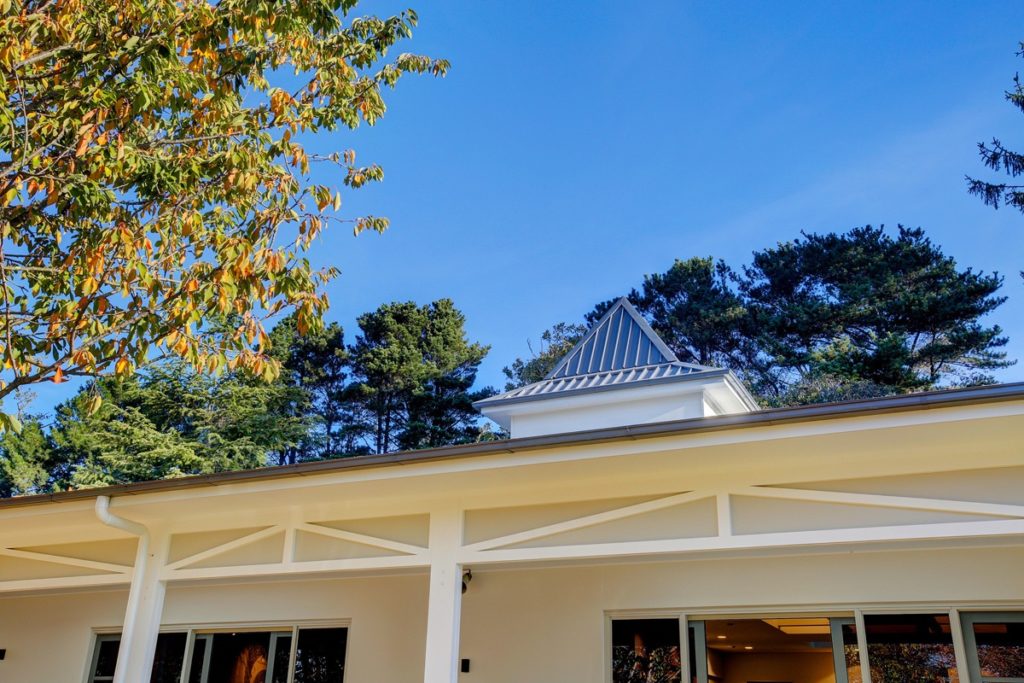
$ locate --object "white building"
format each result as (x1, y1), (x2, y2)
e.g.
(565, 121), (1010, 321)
(0, 298), (1022, 683)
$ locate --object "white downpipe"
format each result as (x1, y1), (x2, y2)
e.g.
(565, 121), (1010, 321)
(95, 495), (163, 683)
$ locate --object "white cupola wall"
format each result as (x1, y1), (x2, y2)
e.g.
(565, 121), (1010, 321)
(476, 298), (759, 438)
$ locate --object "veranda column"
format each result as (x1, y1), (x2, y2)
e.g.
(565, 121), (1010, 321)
(423, 507), (464, 683)
(114, 528), (170, 683)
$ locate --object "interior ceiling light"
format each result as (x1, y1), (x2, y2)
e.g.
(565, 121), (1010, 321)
(744, 646), (754, 650)
(763, 618), (832, 636)
(716, 635), (727, 640)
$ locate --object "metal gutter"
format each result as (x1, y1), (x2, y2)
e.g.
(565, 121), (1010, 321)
(2, 382), (1023, 511)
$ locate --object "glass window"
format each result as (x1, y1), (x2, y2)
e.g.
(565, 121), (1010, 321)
(294, 627), (348, 683)
(89, 625), (346, 683)
(963, 613), (1024, 682)
(611, 618), (681, 683)
(864, 614), (957, 683)
(87, 633), (187, 683)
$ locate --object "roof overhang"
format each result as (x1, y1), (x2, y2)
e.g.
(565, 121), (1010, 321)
(1, 382), (1022, 514)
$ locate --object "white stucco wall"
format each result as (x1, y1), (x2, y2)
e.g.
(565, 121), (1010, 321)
(0, 574), (428, 683)
(1, 544), (1020, 683)
(457, 545), (1024, 683)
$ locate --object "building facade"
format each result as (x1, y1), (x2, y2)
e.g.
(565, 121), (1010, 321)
(0, 299), (1022, 683)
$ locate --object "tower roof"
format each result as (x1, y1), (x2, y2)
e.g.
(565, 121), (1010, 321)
(477, 297), (715, 408)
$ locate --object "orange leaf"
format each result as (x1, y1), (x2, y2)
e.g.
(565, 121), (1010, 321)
(53, 366), (65, 383)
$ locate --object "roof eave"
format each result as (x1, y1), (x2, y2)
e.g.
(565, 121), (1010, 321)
(2, 382), (1023, 511)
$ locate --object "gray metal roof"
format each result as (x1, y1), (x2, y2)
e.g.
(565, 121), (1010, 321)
(546, 297), (685, 378)
(477, 297), (717, 408)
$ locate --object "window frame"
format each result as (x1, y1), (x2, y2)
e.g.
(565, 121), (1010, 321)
(84, 620), (351, 683)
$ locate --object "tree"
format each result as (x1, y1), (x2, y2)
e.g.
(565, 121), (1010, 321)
(0, 416), (54, 496)
(52, 359), (311, 487)
(587, 257), (753, 369)
(502, 322), (587, 389)
(967, 42), (1024, 214)
(517, 226), (1012, 406)
(349, 299), (489, 453)
(0, 0), (448, 424)
(742, 226), (1011, 398)
(269, 314), (351, 462)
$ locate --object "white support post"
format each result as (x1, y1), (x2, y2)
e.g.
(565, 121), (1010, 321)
(115, 529), (170, 683)
(423, 508), (464, 683)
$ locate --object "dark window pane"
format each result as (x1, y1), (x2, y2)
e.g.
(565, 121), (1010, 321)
(612, 619), (681, 683)
(973, 621), (1024, 678)
(294, 628), (348, 683)
(865, 614), (957, 683)
(271, 635), (293, 683)
(207, 632), (272, 683)
(93, 639), (120, 678)
(187, 637), (208, 683)
(151, 633), (187, 683)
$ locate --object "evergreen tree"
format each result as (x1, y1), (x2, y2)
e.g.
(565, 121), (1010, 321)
(587, 257), (753, 369)
(52, 361), (311, 487)
(742, 226), (1011, 398)
(349, 299), (490, 453)
(269, 316), (351, 462)
(967, 41), (1024, 215)
(502, 323), (587, 390)
(0, 418), (56, 496)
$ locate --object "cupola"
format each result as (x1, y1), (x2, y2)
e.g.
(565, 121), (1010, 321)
(476, 298), (758, 438)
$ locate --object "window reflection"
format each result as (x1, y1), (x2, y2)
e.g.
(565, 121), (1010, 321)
(611, 619), (681, 683)
(864, 614), (957, 683)
(972, 620), (1024, 679)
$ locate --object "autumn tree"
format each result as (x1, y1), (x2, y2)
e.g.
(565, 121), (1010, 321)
(0, 0), (448, 428)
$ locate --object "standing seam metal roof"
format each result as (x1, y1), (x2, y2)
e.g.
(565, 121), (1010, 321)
(478, 298), (717, 407)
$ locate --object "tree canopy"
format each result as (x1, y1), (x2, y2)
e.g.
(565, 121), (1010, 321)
(0, 298), (492, 494)
(517, 226), (1011, 405)
(0, 0), (448, 428)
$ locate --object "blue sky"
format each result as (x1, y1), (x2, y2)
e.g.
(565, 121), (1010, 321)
(25, 1), (1024, 411)
(323, 1), (1024, 392)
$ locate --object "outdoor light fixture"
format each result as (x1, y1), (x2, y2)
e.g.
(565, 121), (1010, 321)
(462, 569), (473, 594)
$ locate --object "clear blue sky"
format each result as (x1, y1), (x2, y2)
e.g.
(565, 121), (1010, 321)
(26, 1), (1024, 411)
(324, 0), (1024, 392)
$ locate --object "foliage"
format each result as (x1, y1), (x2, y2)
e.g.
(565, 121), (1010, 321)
(967, 42), (1024, 214)
(514, 226), (1012, 405)
(51, 358), (311, 487)
(348, 299), (489, 453)
(586, 257), (753, 370)
(502, 322), (586, 390)
(742, 226), (1010, 398)
(269, 314), (350, 463)
(0, 298), (493, 492)
(0, 0), (448, 419)
(0, 415), (52, 495)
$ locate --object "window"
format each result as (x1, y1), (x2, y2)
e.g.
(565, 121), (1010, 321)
(87, 633), (188, 683)
(611, 619), (682, 683)
(88, 626), (348, 683)
(962, 612), (1024, 682)
(863, 614), (957, 683)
